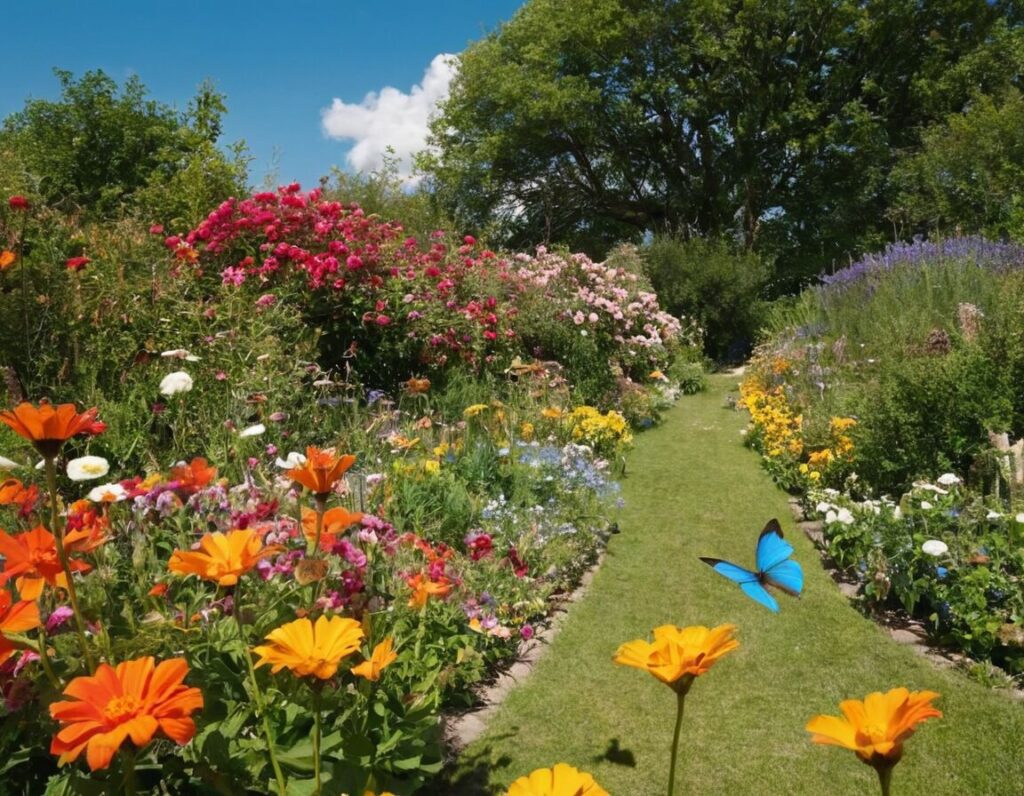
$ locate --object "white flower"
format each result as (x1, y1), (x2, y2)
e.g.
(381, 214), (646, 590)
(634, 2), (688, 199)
(920, 500), (933, 510)
(238, 423), (265, 438)
(825, 509), (838, 524)
(836, 507), (855, 525)
(987, 510), (1002, 520)
(161, 348), (200, 362)
(275, 451), (307, 469)
(0, 456), (20, 470)
(365, 473), (385, 487)
(922, 539), (948, 557)
(159, 371), (194, 396)
(893, 506), (903, 520)
(1016, 513), (1024, 524)
(815, 501), (833, 514)
(913, 481), (948, 495)
(936, 473), (961, 487)
(87, 482), (128, 502)
(66, 456), (110, 482)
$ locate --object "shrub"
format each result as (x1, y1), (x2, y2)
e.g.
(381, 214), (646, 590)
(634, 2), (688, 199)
(641, 236), (770, 361)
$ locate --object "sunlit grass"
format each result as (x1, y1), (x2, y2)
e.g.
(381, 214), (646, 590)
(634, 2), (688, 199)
(443, 374), (1024, 795)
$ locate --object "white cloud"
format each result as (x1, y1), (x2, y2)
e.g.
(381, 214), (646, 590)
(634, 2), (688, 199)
(321, 53), (457, 182)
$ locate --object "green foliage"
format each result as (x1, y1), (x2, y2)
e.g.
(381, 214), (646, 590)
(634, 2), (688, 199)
(891, 88), (1024, 241)
(1, 70), (248, 221)
(852, 346), (1011, 495)
(642, 236), (770, 361)
(425, 0), (1016, 285)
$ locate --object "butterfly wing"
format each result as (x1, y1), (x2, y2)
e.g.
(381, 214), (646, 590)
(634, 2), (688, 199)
(755, 519), (804, 598)
(700, 557), (758, 585)
(755, 519), (794, 572)
(700, 557), (781, 612)
(740, 580), (780, 613)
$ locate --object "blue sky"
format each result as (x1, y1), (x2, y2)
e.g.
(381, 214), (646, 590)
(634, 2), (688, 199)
(2, 1), (524, 187)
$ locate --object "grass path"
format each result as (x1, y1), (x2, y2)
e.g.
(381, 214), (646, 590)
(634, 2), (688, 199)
(444, 374), (1024, 795)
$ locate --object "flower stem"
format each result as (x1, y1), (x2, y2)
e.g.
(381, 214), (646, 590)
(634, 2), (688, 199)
(122, 745), (138, 796)
(44, 458), (95, 673)
(35, 628), (61, 689)
(312, 686), (323, 795)
(232, 581), (288, 796)
(312, 496), (325, 556)
(667, 690), (686, 796)
(877, 765), (893, 796)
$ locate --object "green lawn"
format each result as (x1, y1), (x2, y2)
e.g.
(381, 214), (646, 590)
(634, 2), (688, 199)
(442, 374), (1024, 795)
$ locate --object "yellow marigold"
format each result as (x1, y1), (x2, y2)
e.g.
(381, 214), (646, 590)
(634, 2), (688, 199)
(614, 624), (739, 694)
(506, 763), (608, 796)
(253, 615), (364, 679)
(464, 404), (489, 418)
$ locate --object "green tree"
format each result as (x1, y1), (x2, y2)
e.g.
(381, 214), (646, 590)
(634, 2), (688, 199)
(425, 0), (1018, 288)
(2, 70), (248, 221)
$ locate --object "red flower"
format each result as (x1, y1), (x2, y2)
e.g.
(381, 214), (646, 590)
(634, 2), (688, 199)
(7, 196), (29, 211)
(65, 257), (91, 272)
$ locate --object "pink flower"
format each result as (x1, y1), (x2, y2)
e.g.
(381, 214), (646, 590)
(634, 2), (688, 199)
(149, 224), (165, 235)
(46, 606), (74, 634)
(215, 371), (227, 381)
(520, 624), (534, 641)
(255, 293), (277, 308)
(376, 314), (391, 326)
(346, 254), (364, 270)
(463, 235), (476, 245)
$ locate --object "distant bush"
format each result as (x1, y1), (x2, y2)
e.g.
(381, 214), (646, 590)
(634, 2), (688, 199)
(641, 236), (770, 362)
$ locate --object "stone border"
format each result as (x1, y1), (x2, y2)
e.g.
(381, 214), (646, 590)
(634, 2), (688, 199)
(787, 498), (1024, 699)
(442, 548), (607, 752)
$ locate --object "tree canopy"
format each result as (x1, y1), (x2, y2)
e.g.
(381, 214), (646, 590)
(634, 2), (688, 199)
(1, 69), (248, 223)
(425, 0), (1023, 288)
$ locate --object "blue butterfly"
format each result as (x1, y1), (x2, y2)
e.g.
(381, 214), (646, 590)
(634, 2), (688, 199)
(699, 519), (803, 613)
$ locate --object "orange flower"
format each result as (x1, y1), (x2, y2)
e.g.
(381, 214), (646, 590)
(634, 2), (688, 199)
(406, 573), (451, 608)
(167, 529), (277, 587)
(253, 615), (364, 679)
(506, 763), (609, 796)
(49, 656), (204, 771)
(0, 526), (91, 600)
(0, 402), (100, 458)
(405, 376), (431, 394)
(614, 624), (739, 694)
(301, 506), (363, 548)
(351, 638), (398, 682)
(170, 457), (218, 492)
(0, 587), (41, 666)
(287, 446), (356, 497)
(0, 250), (15, 271)
(0, 478), (38, 514)
(806, 688), (942, 769)
(63, 500), (110, 554)
(148, 583), (169, 598)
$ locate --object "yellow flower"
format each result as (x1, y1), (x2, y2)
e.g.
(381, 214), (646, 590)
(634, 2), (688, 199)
(807, 688), (941, 769)
(351, 638), (398, 682)
(423, 459), (440, 475)
(464, 404), (489, 418)
(506, 763), (608, 796)
(540, 407), (564, 420)
(253, 615), (364, 679)
(614, 624), (739, 694)
(520, 421), (535, 440)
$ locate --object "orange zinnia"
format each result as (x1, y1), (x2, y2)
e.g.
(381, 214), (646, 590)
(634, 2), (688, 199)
(170, 457), (218, 492)
(406, 573), (451, 608)
(807, 687), (942, 769)
(49, 656), (204, 771)
(0, 250), (15, 271)
(614, 624), (739, 694)
(253, 615), (364, 679)
(0, 587), (41, 666)
(0, 478), (39, 514)
(0, 402), (100, 459)
(167, 529), (277, 587)
(301, 506), (363, 547)
(287, 446), (356, 497)
(351, 637), (398, 682)
(506, 763), (609, 796)
(0, 526), (91, 600)
(405, 377), (431, 394)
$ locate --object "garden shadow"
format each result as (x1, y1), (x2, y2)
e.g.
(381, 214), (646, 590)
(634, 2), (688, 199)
(594, 737), (636, 768)
(431, 731), (518, 795)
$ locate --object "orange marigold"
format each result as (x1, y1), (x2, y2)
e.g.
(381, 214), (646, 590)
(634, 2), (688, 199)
(0, 402), (100, 459)
(49, 656), (203, 771)
(287, 446), (356, 497)
(167, 529), (277, 586)
(0, 526), (91, 600)
(0, 587), (41, 666)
